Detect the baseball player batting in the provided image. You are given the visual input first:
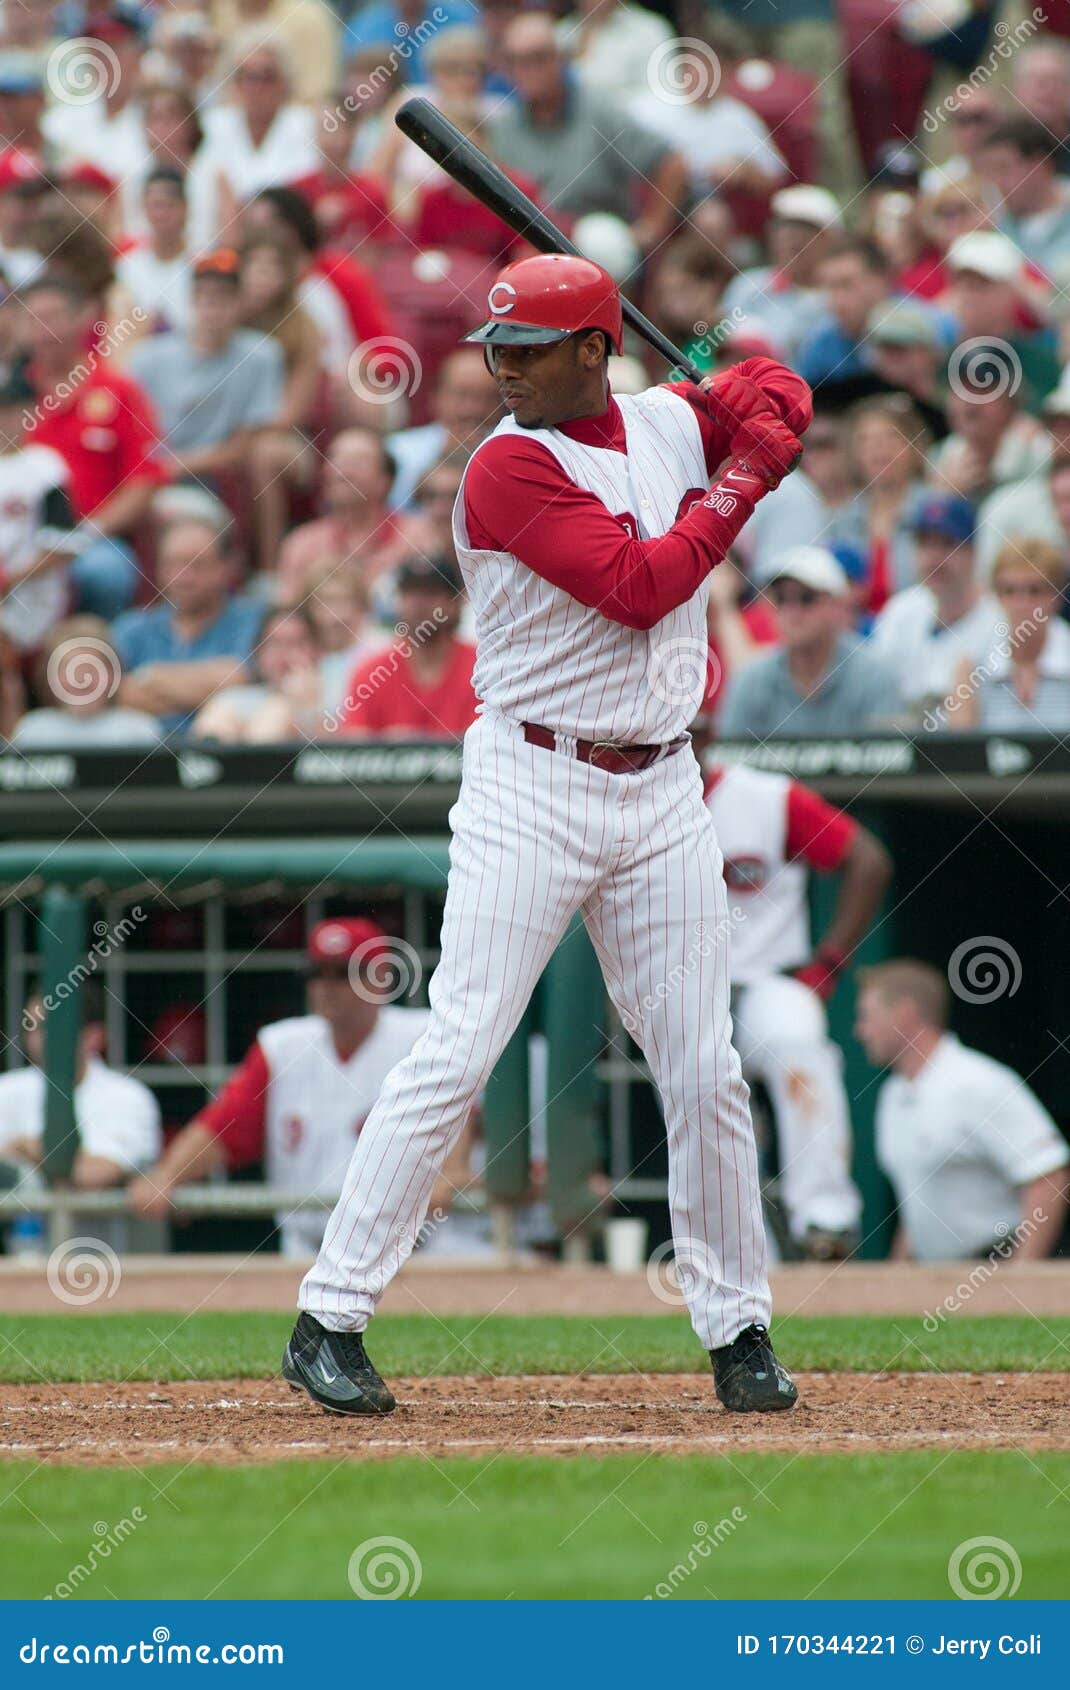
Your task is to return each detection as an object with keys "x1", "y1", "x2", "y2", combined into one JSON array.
[{"x1": 284, "y1": 253, "x2": 810, "y2": 1415}]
